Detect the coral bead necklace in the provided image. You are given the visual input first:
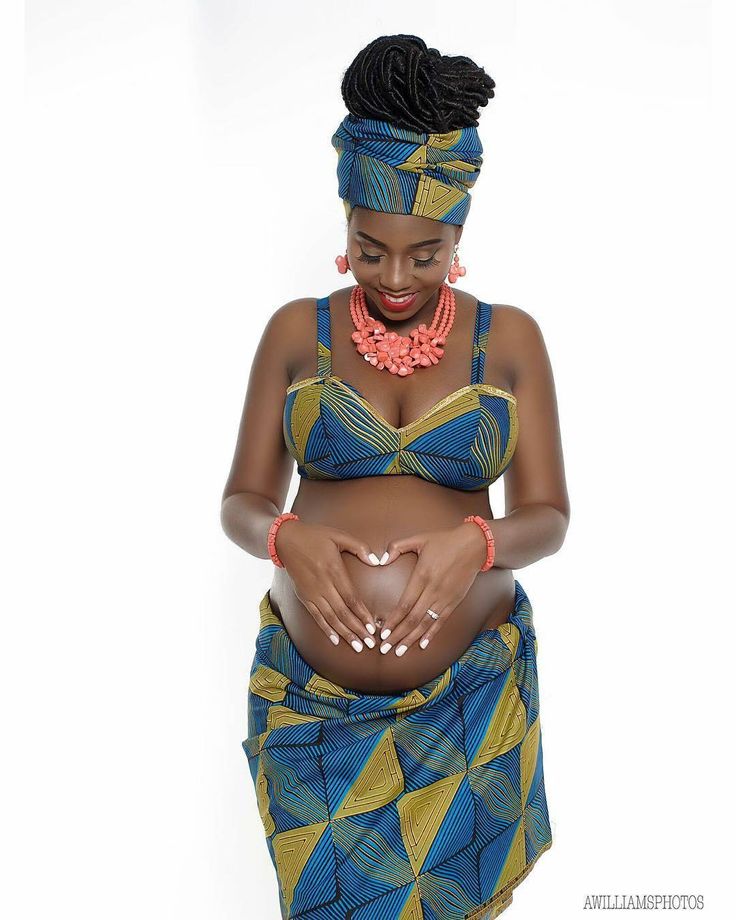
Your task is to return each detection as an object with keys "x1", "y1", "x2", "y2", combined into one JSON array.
[{"x1": 349, "y1": 283, "x2": 456, "y2": 377}]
